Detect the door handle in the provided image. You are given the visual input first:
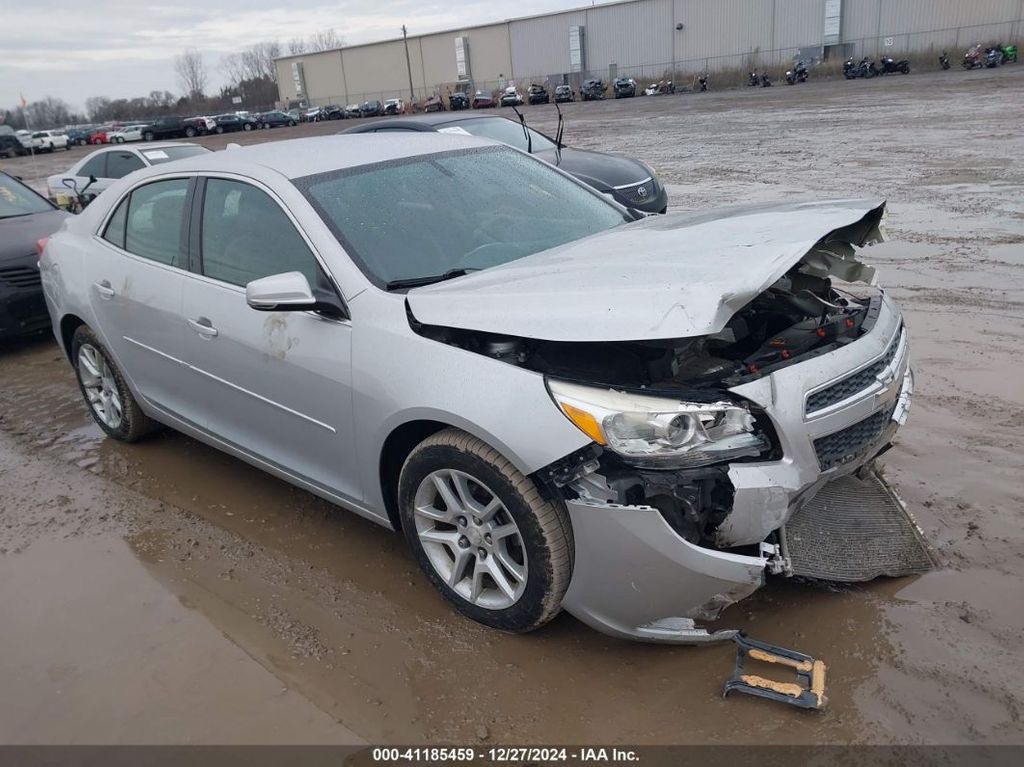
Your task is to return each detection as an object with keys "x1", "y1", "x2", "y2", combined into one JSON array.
[
  {"x1": 93, "y1": 280, "x2": 115, "y2": 299},
  {"x1": 188, "y1": 317, "x2": 219, "y2": 338}
]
